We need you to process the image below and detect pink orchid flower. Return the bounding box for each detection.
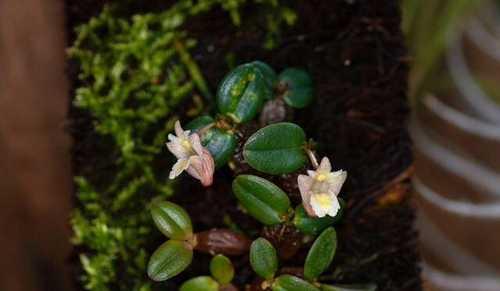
[166,121,215,187]
[297,157,347,217]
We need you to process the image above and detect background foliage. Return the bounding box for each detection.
[402,0,480,104]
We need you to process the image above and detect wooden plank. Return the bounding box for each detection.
[0,1,74,290]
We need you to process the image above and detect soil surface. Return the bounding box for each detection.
[67,1,420,290]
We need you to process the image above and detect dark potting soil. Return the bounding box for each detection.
[66,1,420,290]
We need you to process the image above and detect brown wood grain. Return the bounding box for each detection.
[0,1,74,290]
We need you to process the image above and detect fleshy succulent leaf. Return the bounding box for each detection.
[180,276,220,291]
[304,227,337,281]
[252,60,278,90]
[210,254,235,284]
[232,175,291,225]
[217,62,271,123]
[278,68,314,108]
[151,201,193,240]
[272,275,320,291]
[202,128,237,168]
[243,122,307,174]
[147,240,193,282]
[185,115,215,131]
[250,238,279,280]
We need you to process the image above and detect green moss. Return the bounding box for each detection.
[70,1,296,291]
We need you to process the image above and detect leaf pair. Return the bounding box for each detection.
[180,254,235,291]
[147,201,194,281]
[217,61,314,124]
[249,228,337,290]
[148,202,250,282]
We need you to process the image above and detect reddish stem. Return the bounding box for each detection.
[194,228,251,256]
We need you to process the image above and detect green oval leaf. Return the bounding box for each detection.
[252,61,278,91]
[186,116,237,168]
[304,227,337,281]
[232,175,291,225]
[250,238,279,280]
[210,255,234,284]
[203,128,237,168]
[217,63,271,123]
[272,275,320,291]
[185,115,215,131]
[293,199,345,236]
[278,68,313,108]
[180,276,219,291]
[243,122,307,174]
[147,240,193,281]
[320,284,377,291]
[151,201,192,240]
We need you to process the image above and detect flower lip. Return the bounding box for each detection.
[310,193,340,218]
[166,120,215,187]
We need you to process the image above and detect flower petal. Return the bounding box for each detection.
[186,149,215,187]
[327,196,341,217]
[298,175,313,201]
[307,170,316,177]
[168,133,177,142]
[298,175,316,216]
[310,193,340,218]
[174,120,191,138]
[169,158,191,179]
[174,120,184,137]
[318,157,332,172]
[166,140,190,159]
[190,133,204,156]
[302,194,316,217]
[200,149,215,186]
[186,156,202,180]
[326,170,347,196]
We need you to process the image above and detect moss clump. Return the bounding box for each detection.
[68,1,295,291]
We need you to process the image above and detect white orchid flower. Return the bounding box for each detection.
[166,120,215,187]
[297,157,347,217]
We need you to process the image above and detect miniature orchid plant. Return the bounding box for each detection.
[149,61,375,290]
